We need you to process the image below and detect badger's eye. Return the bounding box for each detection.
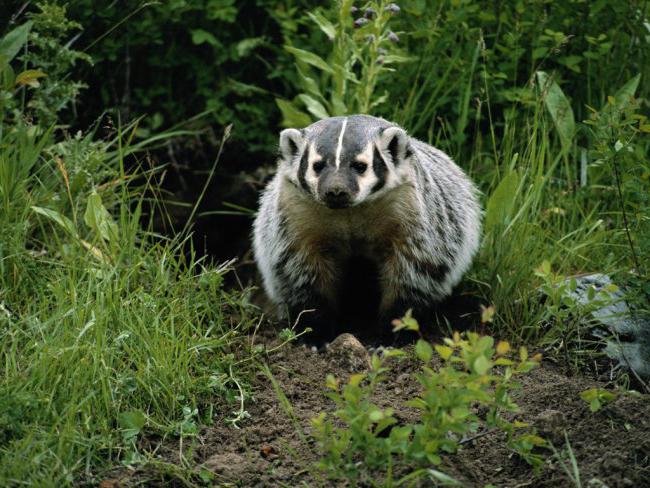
[313,160,325,174]
[351,161,368,174]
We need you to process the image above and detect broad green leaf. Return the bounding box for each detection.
[484,171,521,233]
[307,11,335,40]
[235,37,265,58]
[296,65,322,99]
[580,387,616,413]
[118,410,146,441]
[84,191,118,242]
[0,21,33,62]
[603,74,641,120]
[190,29,221,47]
[15,69,46,87]
[392,309,420,332]
[0,63,15,90]
[348,373,366,387]
[285,46,334,74]
[519,346,528,362]
[476,336,494,353]
[368,408,384,422]
[415,339,433,362]
[325,374,339,390]
[275,98,312,128]
[298,94,329,119]
[118,410,146,430]
[434,344,454,361]
[473,355,492,375]
[536,71,575,152]
[32,206,78,237]
[496,341,510,355]
[382,54,417,65]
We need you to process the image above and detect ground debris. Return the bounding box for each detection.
[326,333,372,372]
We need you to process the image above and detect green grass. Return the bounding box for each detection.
[1,1,649,485]
[0,121,257,485]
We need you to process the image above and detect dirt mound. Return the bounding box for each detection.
[100,335,650,487]
[189,340,649,487]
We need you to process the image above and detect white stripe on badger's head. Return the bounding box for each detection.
[334,117,348,169]
[276,115,414,208]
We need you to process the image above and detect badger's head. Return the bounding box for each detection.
[278,115,413,209]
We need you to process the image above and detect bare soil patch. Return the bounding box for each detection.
[104,330,650,487]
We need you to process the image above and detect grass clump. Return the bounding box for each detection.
[311,322,543,486]
[0,13,257,486]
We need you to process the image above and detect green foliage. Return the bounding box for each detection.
[579,388,617,413]
[311,326,544,486]
[17,3,91,126]
[533,261,622,366]
[276,0,411,125]
[391,0,649,154]
[0,0,649,484]
[536,70,575,153]
[60,0,312,151]
[0,118,257,484]
[0,5,257,485]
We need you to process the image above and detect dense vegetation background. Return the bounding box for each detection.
[0,0,648,485]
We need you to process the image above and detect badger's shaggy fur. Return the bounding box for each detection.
[253,115,481,340]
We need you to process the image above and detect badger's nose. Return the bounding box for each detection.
[324,187,352,208]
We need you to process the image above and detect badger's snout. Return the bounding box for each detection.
[324,187,352,208]
[319,173,354,208]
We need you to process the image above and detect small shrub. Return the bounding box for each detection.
[311,323,544,486]
[580,387,617,413]
[276,0,411,125]
[18,2,91,126]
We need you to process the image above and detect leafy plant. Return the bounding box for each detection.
[276,0,410,126]
[0,6,258,485]
[533,260,622,367]
[311,323,544,486]
[17,2,91,126]
[579,387,617,413]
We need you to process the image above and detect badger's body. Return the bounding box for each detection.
[253,115,481,341]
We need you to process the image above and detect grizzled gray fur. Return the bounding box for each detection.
[253,115,482,341]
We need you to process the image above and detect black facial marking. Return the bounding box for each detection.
[287,138,298,156]
[313,160,326,174]
[371,147,387,193]
[387,134,400,164]
[351,161,367,174]
[298,150,310,192]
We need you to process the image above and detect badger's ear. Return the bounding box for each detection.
[279,128,304,163]
[379,126,411,165]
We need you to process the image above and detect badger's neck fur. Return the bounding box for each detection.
[279,176,419,259]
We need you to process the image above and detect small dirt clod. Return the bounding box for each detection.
[534,409,568,444]
[326,333,372,372]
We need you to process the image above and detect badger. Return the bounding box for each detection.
[253,115,481,342]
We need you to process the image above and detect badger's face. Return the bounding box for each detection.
[278,115,412,209]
